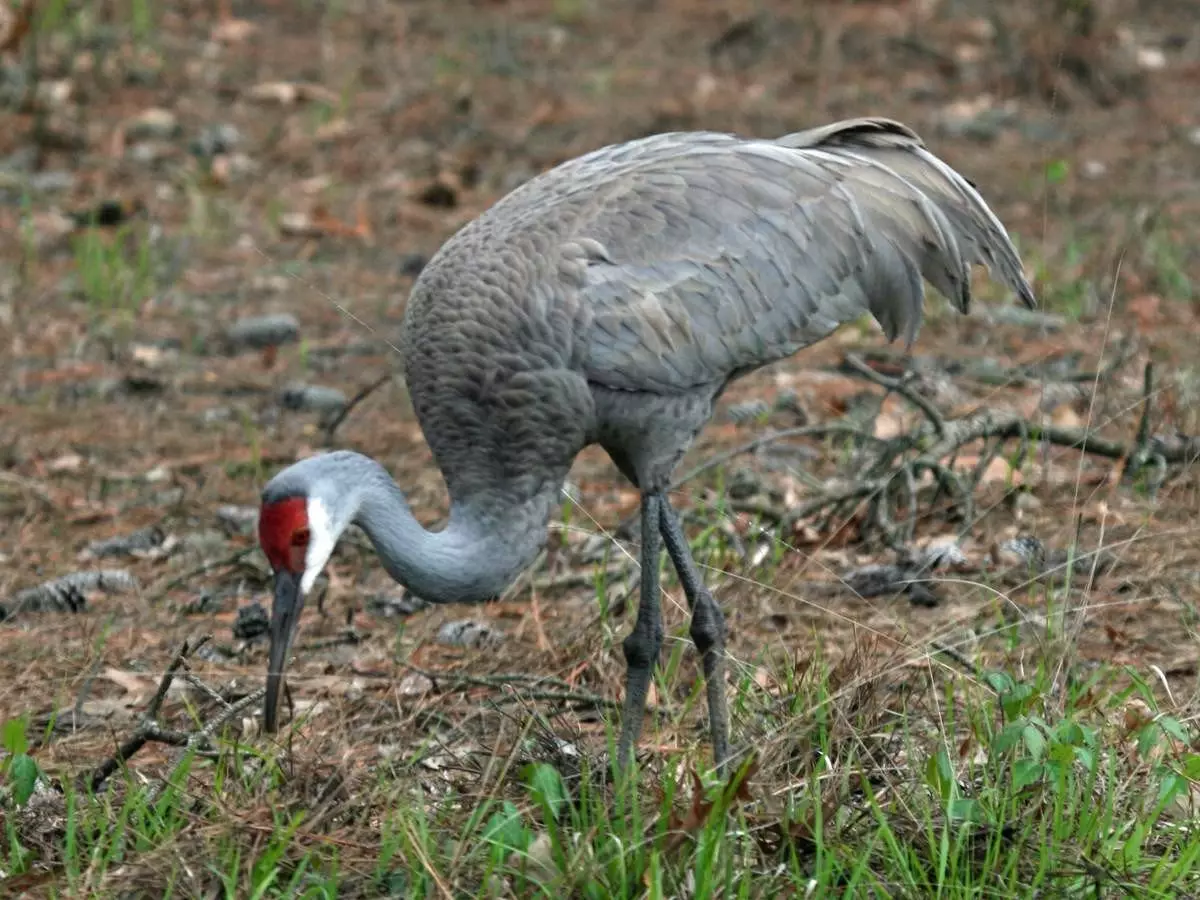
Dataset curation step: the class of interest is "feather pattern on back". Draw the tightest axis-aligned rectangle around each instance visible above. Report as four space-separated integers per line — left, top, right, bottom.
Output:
402 118 1034 502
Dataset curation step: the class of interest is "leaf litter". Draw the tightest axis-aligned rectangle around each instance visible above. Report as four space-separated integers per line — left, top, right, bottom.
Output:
2 0 1200 895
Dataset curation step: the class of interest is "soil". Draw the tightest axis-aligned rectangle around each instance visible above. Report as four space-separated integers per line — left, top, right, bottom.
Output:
1 0 1198 812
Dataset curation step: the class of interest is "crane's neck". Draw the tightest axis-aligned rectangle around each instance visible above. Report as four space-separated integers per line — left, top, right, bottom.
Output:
351 456 552 604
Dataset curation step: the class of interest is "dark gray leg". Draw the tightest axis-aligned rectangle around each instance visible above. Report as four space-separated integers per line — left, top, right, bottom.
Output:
659 498 730 773
616 493 664 771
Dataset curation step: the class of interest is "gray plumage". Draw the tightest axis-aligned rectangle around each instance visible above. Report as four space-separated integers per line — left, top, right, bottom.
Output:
258 118 1035 770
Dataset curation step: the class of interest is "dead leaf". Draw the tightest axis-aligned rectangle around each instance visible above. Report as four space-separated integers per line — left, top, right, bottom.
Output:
102 667 156 701
0 1 33 54
279 201 372 243
396 672 433 696
1128 293 1163 331
314 117 352 142
665 768 714 852
46 452 84 473
246 81 338 106
278 211 325 239
1049 404 1085 429
874 394 917 439
212 0 257 44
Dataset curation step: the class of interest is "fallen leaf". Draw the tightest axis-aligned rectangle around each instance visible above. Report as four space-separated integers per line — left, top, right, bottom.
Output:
1049 404 1085 428
665 768 714 851
246 81 338 105
1128 293 1163 330
102 667 156 701
396 672 434 696
0 1 33 54
46 453 85 473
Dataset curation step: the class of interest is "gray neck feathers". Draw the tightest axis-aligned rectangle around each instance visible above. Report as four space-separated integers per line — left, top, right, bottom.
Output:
346 453 551 604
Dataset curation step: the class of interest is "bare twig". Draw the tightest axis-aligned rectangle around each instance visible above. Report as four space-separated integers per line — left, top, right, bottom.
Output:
732 404 1197 545
182 672 233 711
609 422 879 538
189 687 266 749
839 334 1138 388
670 423 879 490
843 353 947 439
322 372 393 442
144 546 258 606
400 663 618 710
88 635 208 789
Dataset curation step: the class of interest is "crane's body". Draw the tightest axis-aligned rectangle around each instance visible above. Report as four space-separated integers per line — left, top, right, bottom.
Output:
258 119 1035 771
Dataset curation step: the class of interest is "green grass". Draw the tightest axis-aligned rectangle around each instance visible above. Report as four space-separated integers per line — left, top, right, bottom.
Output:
71 224 155 319
5 630 1199 897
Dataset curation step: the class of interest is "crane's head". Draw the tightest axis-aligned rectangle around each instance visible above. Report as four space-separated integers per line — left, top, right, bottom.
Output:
257 456 352 732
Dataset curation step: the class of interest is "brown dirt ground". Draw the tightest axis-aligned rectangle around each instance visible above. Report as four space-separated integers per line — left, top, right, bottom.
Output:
1 0 1199 837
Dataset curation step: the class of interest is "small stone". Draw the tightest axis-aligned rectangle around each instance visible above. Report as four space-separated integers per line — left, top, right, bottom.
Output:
126 108 180 141
210 151 259 183
1013 491 1042 513
191 123 241 158
280 383 347 414
194 642 234 663
844 562 941 607
225 313 299 350
436 620 502 649
233 601 269 642
251 274 290 293
182 590 223 615
844 563 910 597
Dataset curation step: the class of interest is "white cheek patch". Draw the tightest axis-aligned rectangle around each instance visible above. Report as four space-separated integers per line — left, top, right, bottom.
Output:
301 496 338 595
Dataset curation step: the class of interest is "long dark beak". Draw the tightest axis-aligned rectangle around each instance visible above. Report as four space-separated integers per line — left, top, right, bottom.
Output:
265 569 305 733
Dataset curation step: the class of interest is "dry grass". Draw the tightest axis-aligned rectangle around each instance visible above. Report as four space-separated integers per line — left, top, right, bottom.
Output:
2 0 1200 895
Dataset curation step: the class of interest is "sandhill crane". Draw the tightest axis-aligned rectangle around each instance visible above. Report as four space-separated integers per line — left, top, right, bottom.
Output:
256 118 1035 772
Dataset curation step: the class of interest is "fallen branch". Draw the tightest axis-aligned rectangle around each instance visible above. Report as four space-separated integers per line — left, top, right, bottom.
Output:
86 635 265 790
733 399 1193 547
843 352 947 439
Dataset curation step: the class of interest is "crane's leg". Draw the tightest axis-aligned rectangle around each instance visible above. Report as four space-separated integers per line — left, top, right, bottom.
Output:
616 492 664 771
658 498 730 774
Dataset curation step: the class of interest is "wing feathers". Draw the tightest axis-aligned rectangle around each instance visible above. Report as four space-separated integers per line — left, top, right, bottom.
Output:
562 119 1035 392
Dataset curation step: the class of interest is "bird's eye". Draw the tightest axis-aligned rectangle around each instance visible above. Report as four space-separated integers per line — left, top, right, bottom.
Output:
291 527 311 547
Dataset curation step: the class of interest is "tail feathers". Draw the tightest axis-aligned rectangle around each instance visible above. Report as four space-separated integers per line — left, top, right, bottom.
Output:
776 118 1037 312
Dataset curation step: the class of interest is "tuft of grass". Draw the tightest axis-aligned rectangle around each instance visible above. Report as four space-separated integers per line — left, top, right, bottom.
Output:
71 224 155 319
